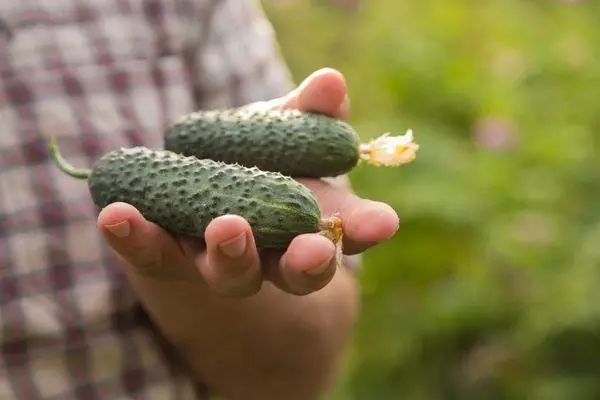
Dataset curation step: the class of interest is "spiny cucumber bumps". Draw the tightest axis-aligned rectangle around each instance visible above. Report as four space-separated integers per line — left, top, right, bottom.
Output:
164 107 419 178
48 138 342 251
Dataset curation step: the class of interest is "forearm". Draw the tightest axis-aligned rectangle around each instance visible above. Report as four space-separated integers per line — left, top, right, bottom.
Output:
126 265 359 400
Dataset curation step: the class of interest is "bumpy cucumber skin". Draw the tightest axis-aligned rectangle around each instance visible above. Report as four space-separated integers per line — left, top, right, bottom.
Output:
163 108 361 178
87 147 322 250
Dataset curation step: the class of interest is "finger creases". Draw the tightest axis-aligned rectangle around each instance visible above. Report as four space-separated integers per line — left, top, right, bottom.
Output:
98 202 201 282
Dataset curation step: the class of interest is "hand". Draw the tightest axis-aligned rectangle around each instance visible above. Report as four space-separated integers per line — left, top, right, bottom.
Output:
97 68 399 297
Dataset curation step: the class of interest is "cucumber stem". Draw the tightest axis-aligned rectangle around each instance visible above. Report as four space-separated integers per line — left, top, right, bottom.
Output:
48 136 92 180
359 129 419 167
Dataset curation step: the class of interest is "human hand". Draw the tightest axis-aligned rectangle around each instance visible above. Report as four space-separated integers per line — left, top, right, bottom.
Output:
97 68 399 297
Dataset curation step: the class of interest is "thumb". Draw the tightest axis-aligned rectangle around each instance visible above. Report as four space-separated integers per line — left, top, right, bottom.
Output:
241 67 350 119
283 67 350 120
97 202 201 281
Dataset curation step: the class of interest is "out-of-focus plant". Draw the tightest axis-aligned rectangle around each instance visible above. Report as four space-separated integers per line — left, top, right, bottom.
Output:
264 1 600 398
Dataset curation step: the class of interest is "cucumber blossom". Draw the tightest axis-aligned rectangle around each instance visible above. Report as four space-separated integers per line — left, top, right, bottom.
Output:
47 138 343 251
163 108 419 178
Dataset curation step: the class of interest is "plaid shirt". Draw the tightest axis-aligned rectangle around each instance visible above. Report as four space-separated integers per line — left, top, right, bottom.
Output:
0 0 293 398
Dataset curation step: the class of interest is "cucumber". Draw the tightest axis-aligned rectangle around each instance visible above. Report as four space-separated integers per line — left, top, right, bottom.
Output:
48 138 343 251
163 108 419 178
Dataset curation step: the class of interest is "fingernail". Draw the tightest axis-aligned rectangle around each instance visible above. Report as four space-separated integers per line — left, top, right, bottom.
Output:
105 220 130 238
305 254 334 276
219 232 247 258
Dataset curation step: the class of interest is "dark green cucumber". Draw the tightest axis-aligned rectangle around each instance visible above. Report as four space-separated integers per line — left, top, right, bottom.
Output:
48 138 339 251
164 108 362 178
164 107 420 177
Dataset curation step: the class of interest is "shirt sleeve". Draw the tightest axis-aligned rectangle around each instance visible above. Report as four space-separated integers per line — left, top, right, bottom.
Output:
187 0 296 110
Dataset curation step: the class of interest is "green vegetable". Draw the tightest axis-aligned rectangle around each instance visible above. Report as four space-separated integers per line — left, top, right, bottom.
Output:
163 108 419 178
47 138 342 251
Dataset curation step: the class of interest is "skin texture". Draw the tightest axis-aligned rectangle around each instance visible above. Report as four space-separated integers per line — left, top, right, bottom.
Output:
96 68 400 400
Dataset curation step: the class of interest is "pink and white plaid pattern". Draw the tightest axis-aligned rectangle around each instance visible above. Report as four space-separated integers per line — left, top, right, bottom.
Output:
0 0 293 398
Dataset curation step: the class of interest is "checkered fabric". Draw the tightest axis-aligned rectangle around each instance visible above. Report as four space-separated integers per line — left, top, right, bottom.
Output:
0 0 293 398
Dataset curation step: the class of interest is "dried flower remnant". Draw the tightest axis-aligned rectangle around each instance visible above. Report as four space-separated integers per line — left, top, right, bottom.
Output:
318 215 345 268
359 129 420 167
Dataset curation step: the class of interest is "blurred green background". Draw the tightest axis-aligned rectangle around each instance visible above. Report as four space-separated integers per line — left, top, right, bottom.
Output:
263 1 600 399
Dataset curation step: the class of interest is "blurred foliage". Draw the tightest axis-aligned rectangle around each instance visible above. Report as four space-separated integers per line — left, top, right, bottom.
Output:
263 1 600 399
